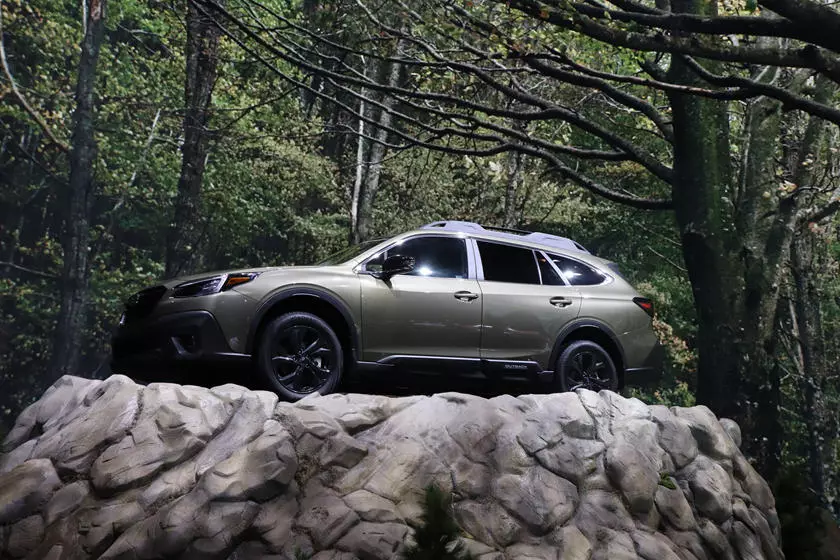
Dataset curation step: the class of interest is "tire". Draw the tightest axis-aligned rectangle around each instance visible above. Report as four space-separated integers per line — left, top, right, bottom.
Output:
555 339 619 392
256 311 343 400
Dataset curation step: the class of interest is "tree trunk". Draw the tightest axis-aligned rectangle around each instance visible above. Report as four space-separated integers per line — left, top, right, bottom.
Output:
165 0 223 278
350 58 369 243
48 0 106 381
350 119 367 242
666 0 742 420
354 51 401 243
503 123 526 228
790 231 827 502
663 4 809 475
784 74 835 498
737 79 785 472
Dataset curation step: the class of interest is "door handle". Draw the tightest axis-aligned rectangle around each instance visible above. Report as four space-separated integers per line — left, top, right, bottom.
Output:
454 291 479 302
550 296 573 308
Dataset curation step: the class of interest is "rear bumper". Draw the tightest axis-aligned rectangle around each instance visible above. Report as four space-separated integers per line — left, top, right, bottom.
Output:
111 310 251 380
623 341 665 387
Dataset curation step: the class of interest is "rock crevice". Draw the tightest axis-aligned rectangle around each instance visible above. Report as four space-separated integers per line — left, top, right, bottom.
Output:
0 375 782 560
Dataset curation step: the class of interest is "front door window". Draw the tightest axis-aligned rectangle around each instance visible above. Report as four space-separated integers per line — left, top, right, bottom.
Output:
364 236 468 278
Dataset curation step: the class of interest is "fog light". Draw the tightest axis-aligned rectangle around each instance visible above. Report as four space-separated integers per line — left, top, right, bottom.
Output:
172 334 199 355
180 335 197 352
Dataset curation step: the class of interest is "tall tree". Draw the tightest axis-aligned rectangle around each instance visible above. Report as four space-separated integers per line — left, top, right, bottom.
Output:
353 51 402 242
165 0 225 278
503 118 527 228
49 0 107 381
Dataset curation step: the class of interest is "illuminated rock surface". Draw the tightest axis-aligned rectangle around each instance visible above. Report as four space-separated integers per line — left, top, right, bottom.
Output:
0 375 782 559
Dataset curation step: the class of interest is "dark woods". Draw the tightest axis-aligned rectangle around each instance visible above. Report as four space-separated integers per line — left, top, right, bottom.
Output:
1 0 840 552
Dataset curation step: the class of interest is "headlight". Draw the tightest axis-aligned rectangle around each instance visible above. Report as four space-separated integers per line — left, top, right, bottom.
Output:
172 272 261 298
172 276 225 298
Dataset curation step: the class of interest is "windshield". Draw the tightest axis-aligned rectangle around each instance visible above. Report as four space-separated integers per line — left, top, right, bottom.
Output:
317 238 385 266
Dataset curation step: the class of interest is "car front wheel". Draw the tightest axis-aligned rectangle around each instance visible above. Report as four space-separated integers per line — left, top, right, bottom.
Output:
555 340 618 392
256 312 343 400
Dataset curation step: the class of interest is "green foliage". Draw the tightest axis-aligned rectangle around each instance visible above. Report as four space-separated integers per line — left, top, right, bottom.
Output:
291 547 312 560
402 485 473 560
658 472 677 490
202 137 347 268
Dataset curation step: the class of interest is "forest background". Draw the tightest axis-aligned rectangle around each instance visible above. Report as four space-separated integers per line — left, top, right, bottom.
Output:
1 0 840 556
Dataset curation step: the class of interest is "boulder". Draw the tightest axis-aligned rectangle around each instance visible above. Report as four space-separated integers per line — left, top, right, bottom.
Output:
0 375 783 560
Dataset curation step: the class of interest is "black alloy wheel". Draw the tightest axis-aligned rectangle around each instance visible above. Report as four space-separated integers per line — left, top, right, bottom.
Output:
556 339 619 392
257 312 343 400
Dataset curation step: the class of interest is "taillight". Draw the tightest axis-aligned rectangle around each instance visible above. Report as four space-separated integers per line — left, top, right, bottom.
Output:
633 297 654 318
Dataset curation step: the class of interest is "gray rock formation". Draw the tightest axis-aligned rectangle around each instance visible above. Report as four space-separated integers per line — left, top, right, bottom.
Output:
0 375 782 560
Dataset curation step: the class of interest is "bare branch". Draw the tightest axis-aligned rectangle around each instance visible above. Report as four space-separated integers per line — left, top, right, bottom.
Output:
647 245 688 272
0 4 70 153
546 160 672 209
522 55 674 141
0 261 58 279
351 0 673 180
200 0 675 182
507 0 840 83
758 0 840 51
801 196 840 224
561 1 840 53
451 2 840 124
192 0 673 210
682 56 840 127
531 51 755 101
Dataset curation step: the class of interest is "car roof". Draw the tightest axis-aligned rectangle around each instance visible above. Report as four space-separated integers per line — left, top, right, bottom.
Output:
343 221 612 270
419 220 590 254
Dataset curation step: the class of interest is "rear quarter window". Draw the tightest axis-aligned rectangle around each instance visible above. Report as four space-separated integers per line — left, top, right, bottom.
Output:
549 254 607 286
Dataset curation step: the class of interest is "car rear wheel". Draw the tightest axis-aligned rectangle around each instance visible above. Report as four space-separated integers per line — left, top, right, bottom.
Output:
555 340 618 392
256 312 343 400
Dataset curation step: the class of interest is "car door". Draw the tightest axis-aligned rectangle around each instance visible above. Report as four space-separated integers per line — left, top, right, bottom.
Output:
358 235 483 367
475 240 582 369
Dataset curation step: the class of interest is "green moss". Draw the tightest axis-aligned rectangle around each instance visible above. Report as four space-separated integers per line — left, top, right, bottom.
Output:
658 472 677 490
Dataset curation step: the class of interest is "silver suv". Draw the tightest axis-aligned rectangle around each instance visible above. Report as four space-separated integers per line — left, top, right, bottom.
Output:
111 221 663 400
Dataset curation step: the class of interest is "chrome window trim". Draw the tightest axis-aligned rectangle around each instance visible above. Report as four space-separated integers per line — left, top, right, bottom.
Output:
467 238 484 281
533 250 543 285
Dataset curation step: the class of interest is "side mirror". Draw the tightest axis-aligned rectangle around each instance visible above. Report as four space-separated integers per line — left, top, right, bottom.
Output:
378 254 415 279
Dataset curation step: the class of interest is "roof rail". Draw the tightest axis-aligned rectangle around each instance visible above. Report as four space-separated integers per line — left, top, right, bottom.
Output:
421 221 589 254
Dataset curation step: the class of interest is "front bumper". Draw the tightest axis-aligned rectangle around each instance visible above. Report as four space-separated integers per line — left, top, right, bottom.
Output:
111 310 250 379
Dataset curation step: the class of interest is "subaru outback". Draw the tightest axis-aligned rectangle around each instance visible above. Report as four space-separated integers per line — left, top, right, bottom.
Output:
111 221 663 400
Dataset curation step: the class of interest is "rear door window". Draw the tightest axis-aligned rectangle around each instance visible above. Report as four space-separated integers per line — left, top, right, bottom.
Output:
477 241 540 284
